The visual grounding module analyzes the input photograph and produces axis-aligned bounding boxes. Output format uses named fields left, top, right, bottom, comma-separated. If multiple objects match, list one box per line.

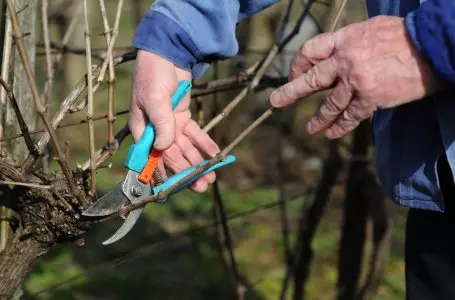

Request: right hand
left=128, top=50, right=220, bottom=193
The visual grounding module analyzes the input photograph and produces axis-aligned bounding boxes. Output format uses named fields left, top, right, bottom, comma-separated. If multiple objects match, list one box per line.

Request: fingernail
left=199, top=181, right=208, bottom=192
left=325, top=129, right=333, bottom=138
left=270, top=90, right=279, bottom=107
left=306, top=121, right=314, bottom=134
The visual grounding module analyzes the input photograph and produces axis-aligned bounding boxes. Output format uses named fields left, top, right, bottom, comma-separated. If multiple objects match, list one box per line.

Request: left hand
left=270, top=16, right=443, bottom=139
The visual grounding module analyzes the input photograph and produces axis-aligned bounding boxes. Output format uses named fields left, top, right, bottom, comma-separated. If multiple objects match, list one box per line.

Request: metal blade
left=102, top=207, right=144, bottom=245
left=99, top=170, right=153, bottom=245
left=82, top=181, right=129, bottom=216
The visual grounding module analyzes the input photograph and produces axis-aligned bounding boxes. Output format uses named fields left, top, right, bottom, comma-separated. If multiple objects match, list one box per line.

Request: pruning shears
left=82, top=80, right=236, bottom=245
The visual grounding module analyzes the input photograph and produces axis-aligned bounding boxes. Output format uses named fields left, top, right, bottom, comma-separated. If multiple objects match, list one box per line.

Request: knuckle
left=343, top=109, right=358, bottom=122
left=305, top=69, right=320, bottom=90
left=322, top=96, right=344, bottom=115
left=281, top=82, right=296, bottom=100
left=349, top=68, right=370, bottom=91
left=299, top=41, right=311, bottom=57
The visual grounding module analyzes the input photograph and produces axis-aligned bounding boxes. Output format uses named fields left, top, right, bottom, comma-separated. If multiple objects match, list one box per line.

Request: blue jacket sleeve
left=405, top=0, right=455, bottom=83
left=132, top=0, right=279, bottom=79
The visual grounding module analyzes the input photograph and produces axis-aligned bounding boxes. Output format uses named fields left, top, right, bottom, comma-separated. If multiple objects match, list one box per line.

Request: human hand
left=128, top=50, right=220, bottom=192
left=270, top=16, right=443, bottom=139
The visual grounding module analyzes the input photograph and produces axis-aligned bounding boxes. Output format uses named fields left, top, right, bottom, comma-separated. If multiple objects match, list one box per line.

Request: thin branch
left=1, top=109, right=129, bottom=142
left=212, top=181, right=246, bottom=299
left=37, top=42, right=134, bottom=60
left=82, top=123, right=130, bottom=170
left=0, top=77, right=37, bottom=156
left=52, top=2, right=82, bottom=70
left=0, top=205, right=8, bottom=251
left=221, top=107, right=276, bottom=156
left=71, top=0, right=124, bottom=113
left=98, top=0, right=117, bottom=146
left=0, top=180, right=52, bottom=189
left=83, top=0, right=96, bottom=195
left=279, top=0, right=316, bottom=50
left=6, top=0, right=78, bottom=196
left=203, top=47, right=278, bottom=133
left=275, top=0, right=296, bottom=44
left=40, top=0, right=53, bottom=111
left=0, top=17, right=13, bottom=155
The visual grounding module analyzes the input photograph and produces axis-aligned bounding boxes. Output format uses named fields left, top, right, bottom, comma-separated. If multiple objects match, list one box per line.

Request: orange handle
left=138, top=149, right=162, bottom=184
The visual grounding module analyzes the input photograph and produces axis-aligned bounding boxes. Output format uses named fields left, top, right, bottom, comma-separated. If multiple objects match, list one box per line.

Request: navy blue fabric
left=132, top=11, right=207, bottom=78
left=132, top=0, right=455, bottom=212
left=412, top=0, right=455, bottom=83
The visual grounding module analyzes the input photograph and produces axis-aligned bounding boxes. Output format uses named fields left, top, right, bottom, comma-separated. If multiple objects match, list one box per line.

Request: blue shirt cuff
left=405, top=11, right=422, bottom=54
left=132, top=10, right=209, bottom=79
left=405, top=1, right=455, bottom=84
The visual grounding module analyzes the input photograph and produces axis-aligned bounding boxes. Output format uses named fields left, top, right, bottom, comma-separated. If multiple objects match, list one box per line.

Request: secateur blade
left=99, top=170, right=151, bottom=245
left=82, top=181, right=129, bottom=217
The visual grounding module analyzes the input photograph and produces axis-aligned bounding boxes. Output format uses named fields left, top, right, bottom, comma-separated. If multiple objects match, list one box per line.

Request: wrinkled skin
left=270, top=16, right=443, bottom=139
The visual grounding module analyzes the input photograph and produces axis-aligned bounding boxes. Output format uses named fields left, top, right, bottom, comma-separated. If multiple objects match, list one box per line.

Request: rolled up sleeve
left=132, top=0, right=279, bottom=79
left=405, top=0, right=455, bottom=83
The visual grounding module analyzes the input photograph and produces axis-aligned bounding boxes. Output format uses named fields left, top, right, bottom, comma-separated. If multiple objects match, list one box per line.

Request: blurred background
left=1, top=0, right=408, bottom=299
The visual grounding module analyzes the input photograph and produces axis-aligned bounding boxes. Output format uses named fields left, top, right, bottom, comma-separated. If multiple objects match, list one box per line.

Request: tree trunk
left=0, top=1, right=40, bottom=298
left=4, top=0, right=38, bottom=165
left=0, top=229, right=49, bottom=299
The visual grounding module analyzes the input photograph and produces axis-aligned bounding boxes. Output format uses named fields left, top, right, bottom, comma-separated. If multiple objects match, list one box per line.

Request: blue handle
left=125, top=80, right=192, bottom=172
left=152, top=155, right=237, bottom=203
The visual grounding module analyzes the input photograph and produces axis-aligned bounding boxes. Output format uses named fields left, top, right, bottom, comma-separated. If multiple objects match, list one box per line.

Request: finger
left=306, top=81, right=353, bottom=134
left=176, top=134, right=216, bottom=184
left=184, top=120, right=220, bottom=157
left=324, top=100, right=373, bottom=139
left=140, top=90, right=175, bottom=151
left=289, top=32, right=336, bottom=81
left=163, top=144, right=208, bottom=193
left=128, top=97, right=147, bottom=142
left=270, top=58, right=338, bottom=108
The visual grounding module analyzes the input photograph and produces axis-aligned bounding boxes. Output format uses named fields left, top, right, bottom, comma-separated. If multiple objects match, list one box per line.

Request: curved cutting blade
left=82, top=181, right=129, bottom=217
left=101, top=207, right=144, bottom=245
left=99, top=170, right=152, bottom=245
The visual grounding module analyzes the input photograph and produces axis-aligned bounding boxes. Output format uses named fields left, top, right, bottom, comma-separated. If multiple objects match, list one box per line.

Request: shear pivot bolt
left=130, top=185, right=143, bottom=197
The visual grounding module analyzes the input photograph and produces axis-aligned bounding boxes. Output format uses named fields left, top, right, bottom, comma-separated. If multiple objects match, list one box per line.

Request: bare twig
left=6, top=0, right=78, bottom=196
left=52, top=2, right=82, bottom=70
left=1, top=109, right=129, bottom=142
left=71, top=0, right=123, bottom=113
left=203, top=48, right=278, bottom=133
left=221, top=108, right=276, bottom=156
left=212, top=181, right=246, bottom=299
left=40, top=0, right=53, bottom=111
left=0, top=205, right=8, bottom=251
left=64, top=141, right=70, bottom=162
left=279, top=0, right=316, bottom=50
left=0, top=181, right=52, bottom=189
left=0, top=18, right=12, bottom=155
left=83, top=0, right=96, bottom=195
left=275, top=0, right=295, bottom=44
left=82, top=123, right=130, bottom=170
left=98, top=0, right=117, bottom=145
left=0, top=77, right=37, bottom=156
